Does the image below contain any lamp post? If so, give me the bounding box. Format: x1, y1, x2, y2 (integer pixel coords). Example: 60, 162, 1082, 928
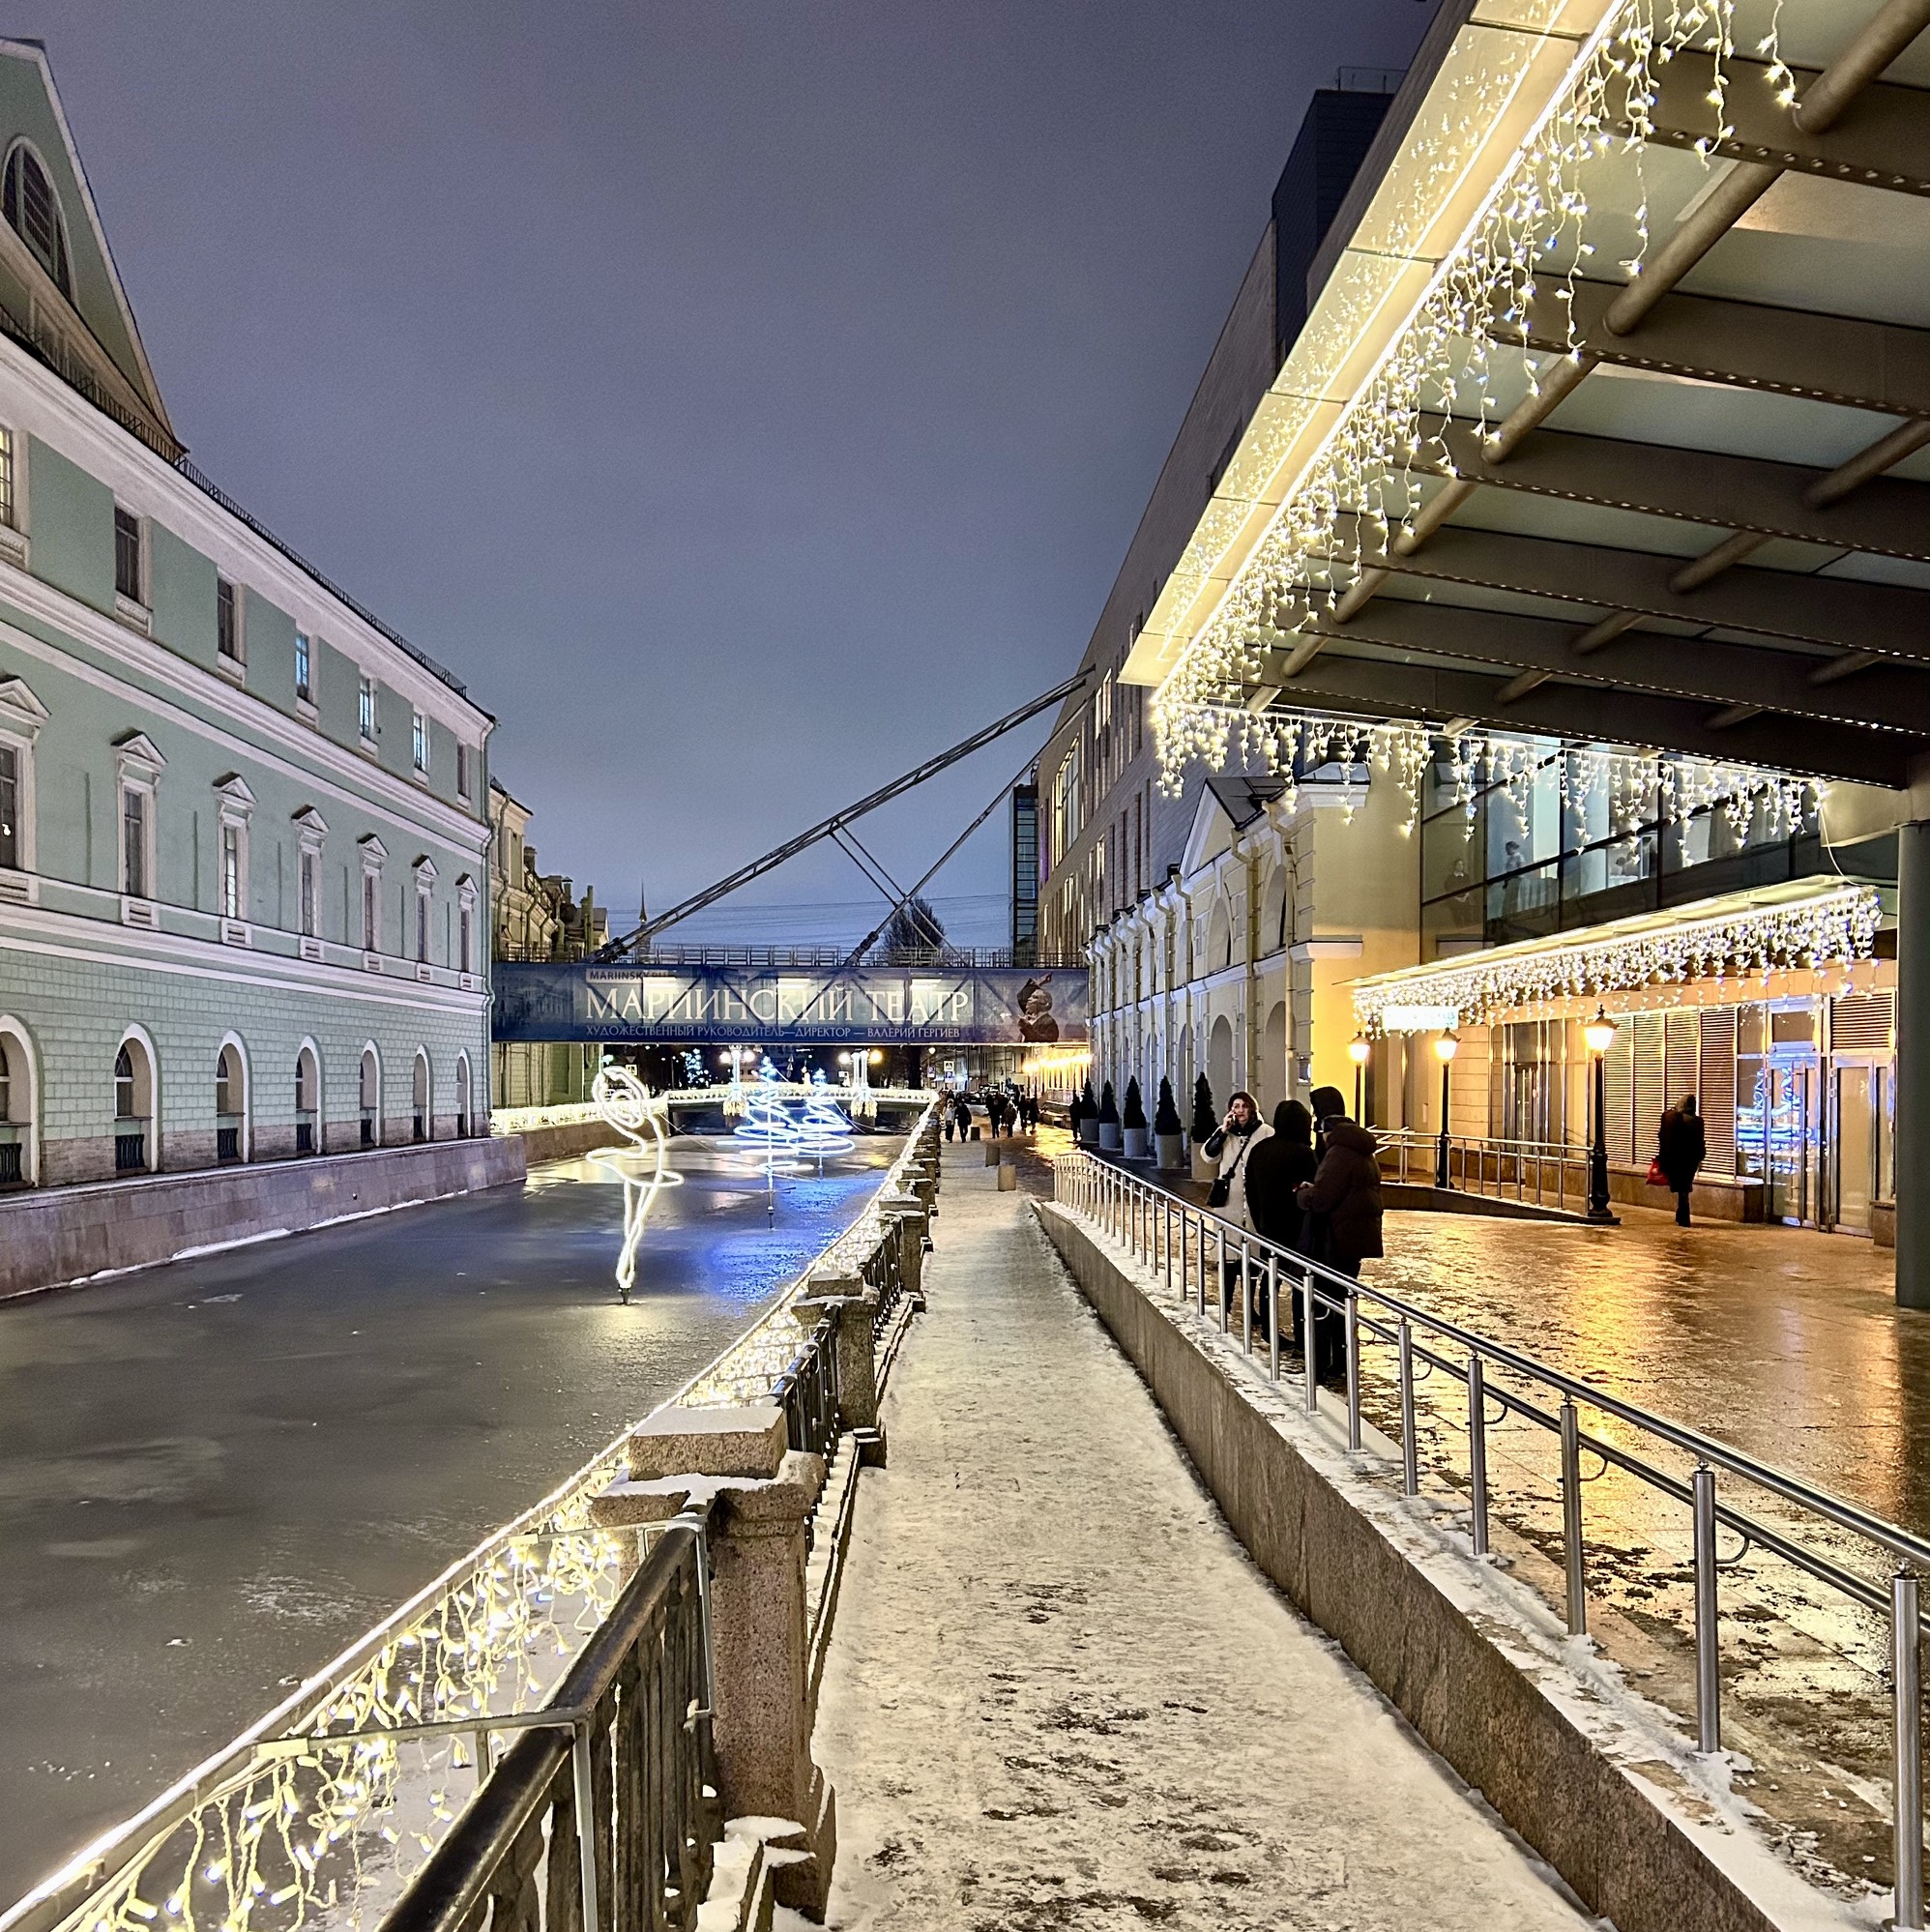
1348, 1035, 1371, 1124
1584, 1006, 1618, 1223
1434, 1031, 1459, 1189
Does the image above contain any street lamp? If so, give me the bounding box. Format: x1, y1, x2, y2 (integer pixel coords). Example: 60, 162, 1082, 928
1584, 1006, 1618, 1223
1433, 1031, 1459, 1188
1348, 1035, 1371, 1125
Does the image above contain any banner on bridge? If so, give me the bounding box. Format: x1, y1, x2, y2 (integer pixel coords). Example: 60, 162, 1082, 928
491, 961, 1088, 1047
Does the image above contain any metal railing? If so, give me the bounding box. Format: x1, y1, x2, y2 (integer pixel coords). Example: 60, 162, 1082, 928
774, 1317, 842, 1462
379, 1512, 717, 1932
1376, 1127, 1593, 1212
1052, 1148, 1930, 1928
602, 944, 1083, 970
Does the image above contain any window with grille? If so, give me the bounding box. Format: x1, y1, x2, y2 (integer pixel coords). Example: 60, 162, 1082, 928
216, 579, 241, 662
358, 676, 376, 742
0, 742, 15, 870
411, 710, 427, 774
294, 632, 311, 702
219, 821, 242, 919
114, 1043, 135, 1120
0, 425, 15, 530
4, 144, 69, 295
114, 508, 142, 602
121, 785, 146, 897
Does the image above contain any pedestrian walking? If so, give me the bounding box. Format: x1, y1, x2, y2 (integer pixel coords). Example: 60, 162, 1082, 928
1202, 1090, 1272, 1320
1656, 1094, 1707, 1227
1296, 1087, 1384, 1386
1244, 1099, 1318, 1345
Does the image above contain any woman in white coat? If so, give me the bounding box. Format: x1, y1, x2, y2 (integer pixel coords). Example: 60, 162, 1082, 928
1200, 1089, 1271, 1318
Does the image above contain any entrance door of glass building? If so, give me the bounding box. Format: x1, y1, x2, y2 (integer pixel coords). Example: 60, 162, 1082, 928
1745, 1055, 1820, 1226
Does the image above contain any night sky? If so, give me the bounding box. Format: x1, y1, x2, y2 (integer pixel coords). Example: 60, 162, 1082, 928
23, 2, 1437, 944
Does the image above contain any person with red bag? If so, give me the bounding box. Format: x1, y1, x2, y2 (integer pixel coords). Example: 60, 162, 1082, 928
1654, 1096, 1707, 1227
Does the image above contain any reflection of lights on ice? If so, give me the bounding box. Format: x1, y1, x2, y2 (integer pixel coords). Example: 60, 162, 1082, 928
589, 1068, 684, 1303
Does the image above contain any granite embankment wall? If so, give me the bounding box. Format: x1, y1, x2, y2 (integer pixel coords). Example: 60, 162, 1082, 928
0, 1136, 526, 1299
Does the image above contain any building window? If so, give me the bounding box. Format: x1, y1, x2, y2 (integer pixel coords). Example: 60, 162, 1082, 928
362, 869, 379, 951
294, 632, 311, 703
114, 508, 142, 603
0, 742, 15, 870
4, 143, 70, 296
411, 709, 428, 775
458, 899, 473, 974
121, 785, 147, 898
417, 889, 429, 963
455, 742, 470, 801
216, 579, 242, 663
215, 1044, 245, 1162
299, 846, 317, 937
358, 675, 376, 743
0, 424, 15, 530
219, 819, 243, 919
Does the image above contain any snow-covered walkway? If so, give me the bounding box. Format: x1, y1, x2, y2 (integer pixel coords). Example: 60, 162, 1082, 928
809, 1147, 1592, 1930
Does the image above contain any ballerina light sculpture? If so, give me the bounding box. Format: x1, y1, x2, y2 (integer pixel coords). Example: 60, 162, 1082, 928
589, 1066, 685, 1303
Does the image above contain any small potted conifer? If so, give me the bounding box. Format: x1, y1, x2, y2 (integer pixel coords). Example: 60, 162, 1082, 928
1121, 1076, 1150, 1160
1076, 1079, 1100, 1147
1191, 1073, 1218, 1181
1154, 1076, 1184, 1171
1097, 1080, 1122, 1153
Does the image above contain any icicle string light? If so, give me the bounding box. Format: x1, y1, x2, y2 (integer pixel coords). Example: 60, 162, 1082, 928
1353, 886, 1881, 1033
1153, 0, 1769, 793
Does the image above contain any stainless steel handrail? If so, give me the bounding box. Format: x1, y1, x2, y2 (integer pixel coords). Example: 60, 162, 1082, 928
1375, 1127, 1593, 1210
1052, 1149, 1929, 1930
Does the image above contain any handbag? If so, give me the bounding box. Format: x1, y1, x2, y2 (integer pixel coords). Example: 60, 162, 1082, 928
1646, 1156, 1666, 1187
1207, 1132, 1253, 1212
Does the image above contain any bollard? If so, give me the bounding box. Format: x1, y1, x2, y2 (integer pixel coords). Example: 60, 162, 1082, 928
1467, 1355, 1490, 1557
1560, 1395, 1587, 1636
1692, 1464, 1720, 1753
1894, 1570, 1923, 1931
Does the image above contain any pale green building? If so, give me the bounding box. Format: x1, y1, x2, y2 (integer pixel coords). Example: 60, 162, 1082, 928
0, 41, 495, 1189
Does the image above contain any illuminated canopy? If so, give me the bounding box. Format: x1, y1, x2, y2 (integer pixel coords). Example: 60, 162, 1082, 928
1352, 880, 1883, 1032
1126, 0, 1930, 794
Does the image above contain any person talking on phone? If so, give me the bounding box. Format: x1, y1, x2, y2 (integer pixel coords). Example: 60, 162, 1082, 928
1202, 1090, 1271, 1321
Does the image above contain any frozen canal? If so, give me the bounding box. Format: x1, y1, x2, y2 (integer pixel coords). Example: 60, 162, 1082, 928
0, 1133, 902, 1910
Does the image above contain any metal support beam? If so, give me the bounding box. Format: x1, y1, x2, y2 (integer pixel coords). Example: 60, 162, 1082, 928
1308, 515, 1930, 662
1793, 0, 1930, 132
1252, 651, 1913, 786
1623, 51, 1930, 198
1669, 530, 1770, 594
1572, 610, 1640, 657
1432, 419, 1930, 564
1265, 594, 1930, 734
1809, 418, 1930, 508
1508, 280, 1930, 420
1605, 163, 1781, 337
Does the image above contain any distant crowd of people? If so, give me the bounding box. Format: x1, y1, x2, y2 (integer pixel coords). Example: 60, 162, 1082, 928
942, 1085, 1038, 1142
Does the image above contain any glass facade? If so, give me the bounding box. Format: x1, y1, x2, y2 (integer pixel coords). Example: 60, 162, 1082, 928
1419, 737, 1834, 957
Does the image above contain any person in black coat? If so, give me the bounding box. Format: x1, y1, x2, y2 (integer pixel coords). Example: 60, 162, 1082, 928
1657, 1095, 1707, 1226
1245, 1099, 1319, 1346
1297, 1086, 1385, 1384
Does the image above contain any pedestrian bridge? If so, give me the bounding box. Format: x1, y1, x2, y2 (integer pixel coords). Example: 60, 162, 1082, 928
492, 954, 1088, 1048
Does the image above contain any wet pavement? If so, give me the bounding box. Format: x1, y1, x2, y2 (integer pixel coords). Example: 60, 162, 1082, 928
0, 1133, 902, 1911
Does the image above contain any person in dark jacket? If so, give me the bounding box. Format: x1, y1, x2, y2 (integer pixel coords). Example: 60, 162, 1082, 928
1657, 1095, 1707, 1226
1297, 1086, 1385, 1384
1245, 1099, 1319, 1347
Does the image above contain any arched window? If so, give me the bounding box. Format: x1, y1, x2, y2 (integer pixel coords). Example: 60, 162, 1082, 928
4, 143, 69, 297
113, 1037, 154, 1174
454, 1054, 471, 1139
295, 1045, 319, 1154
215, 1043, 245, 1162
412, 1051, 430, 1143
359, 1046, 379, 1147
